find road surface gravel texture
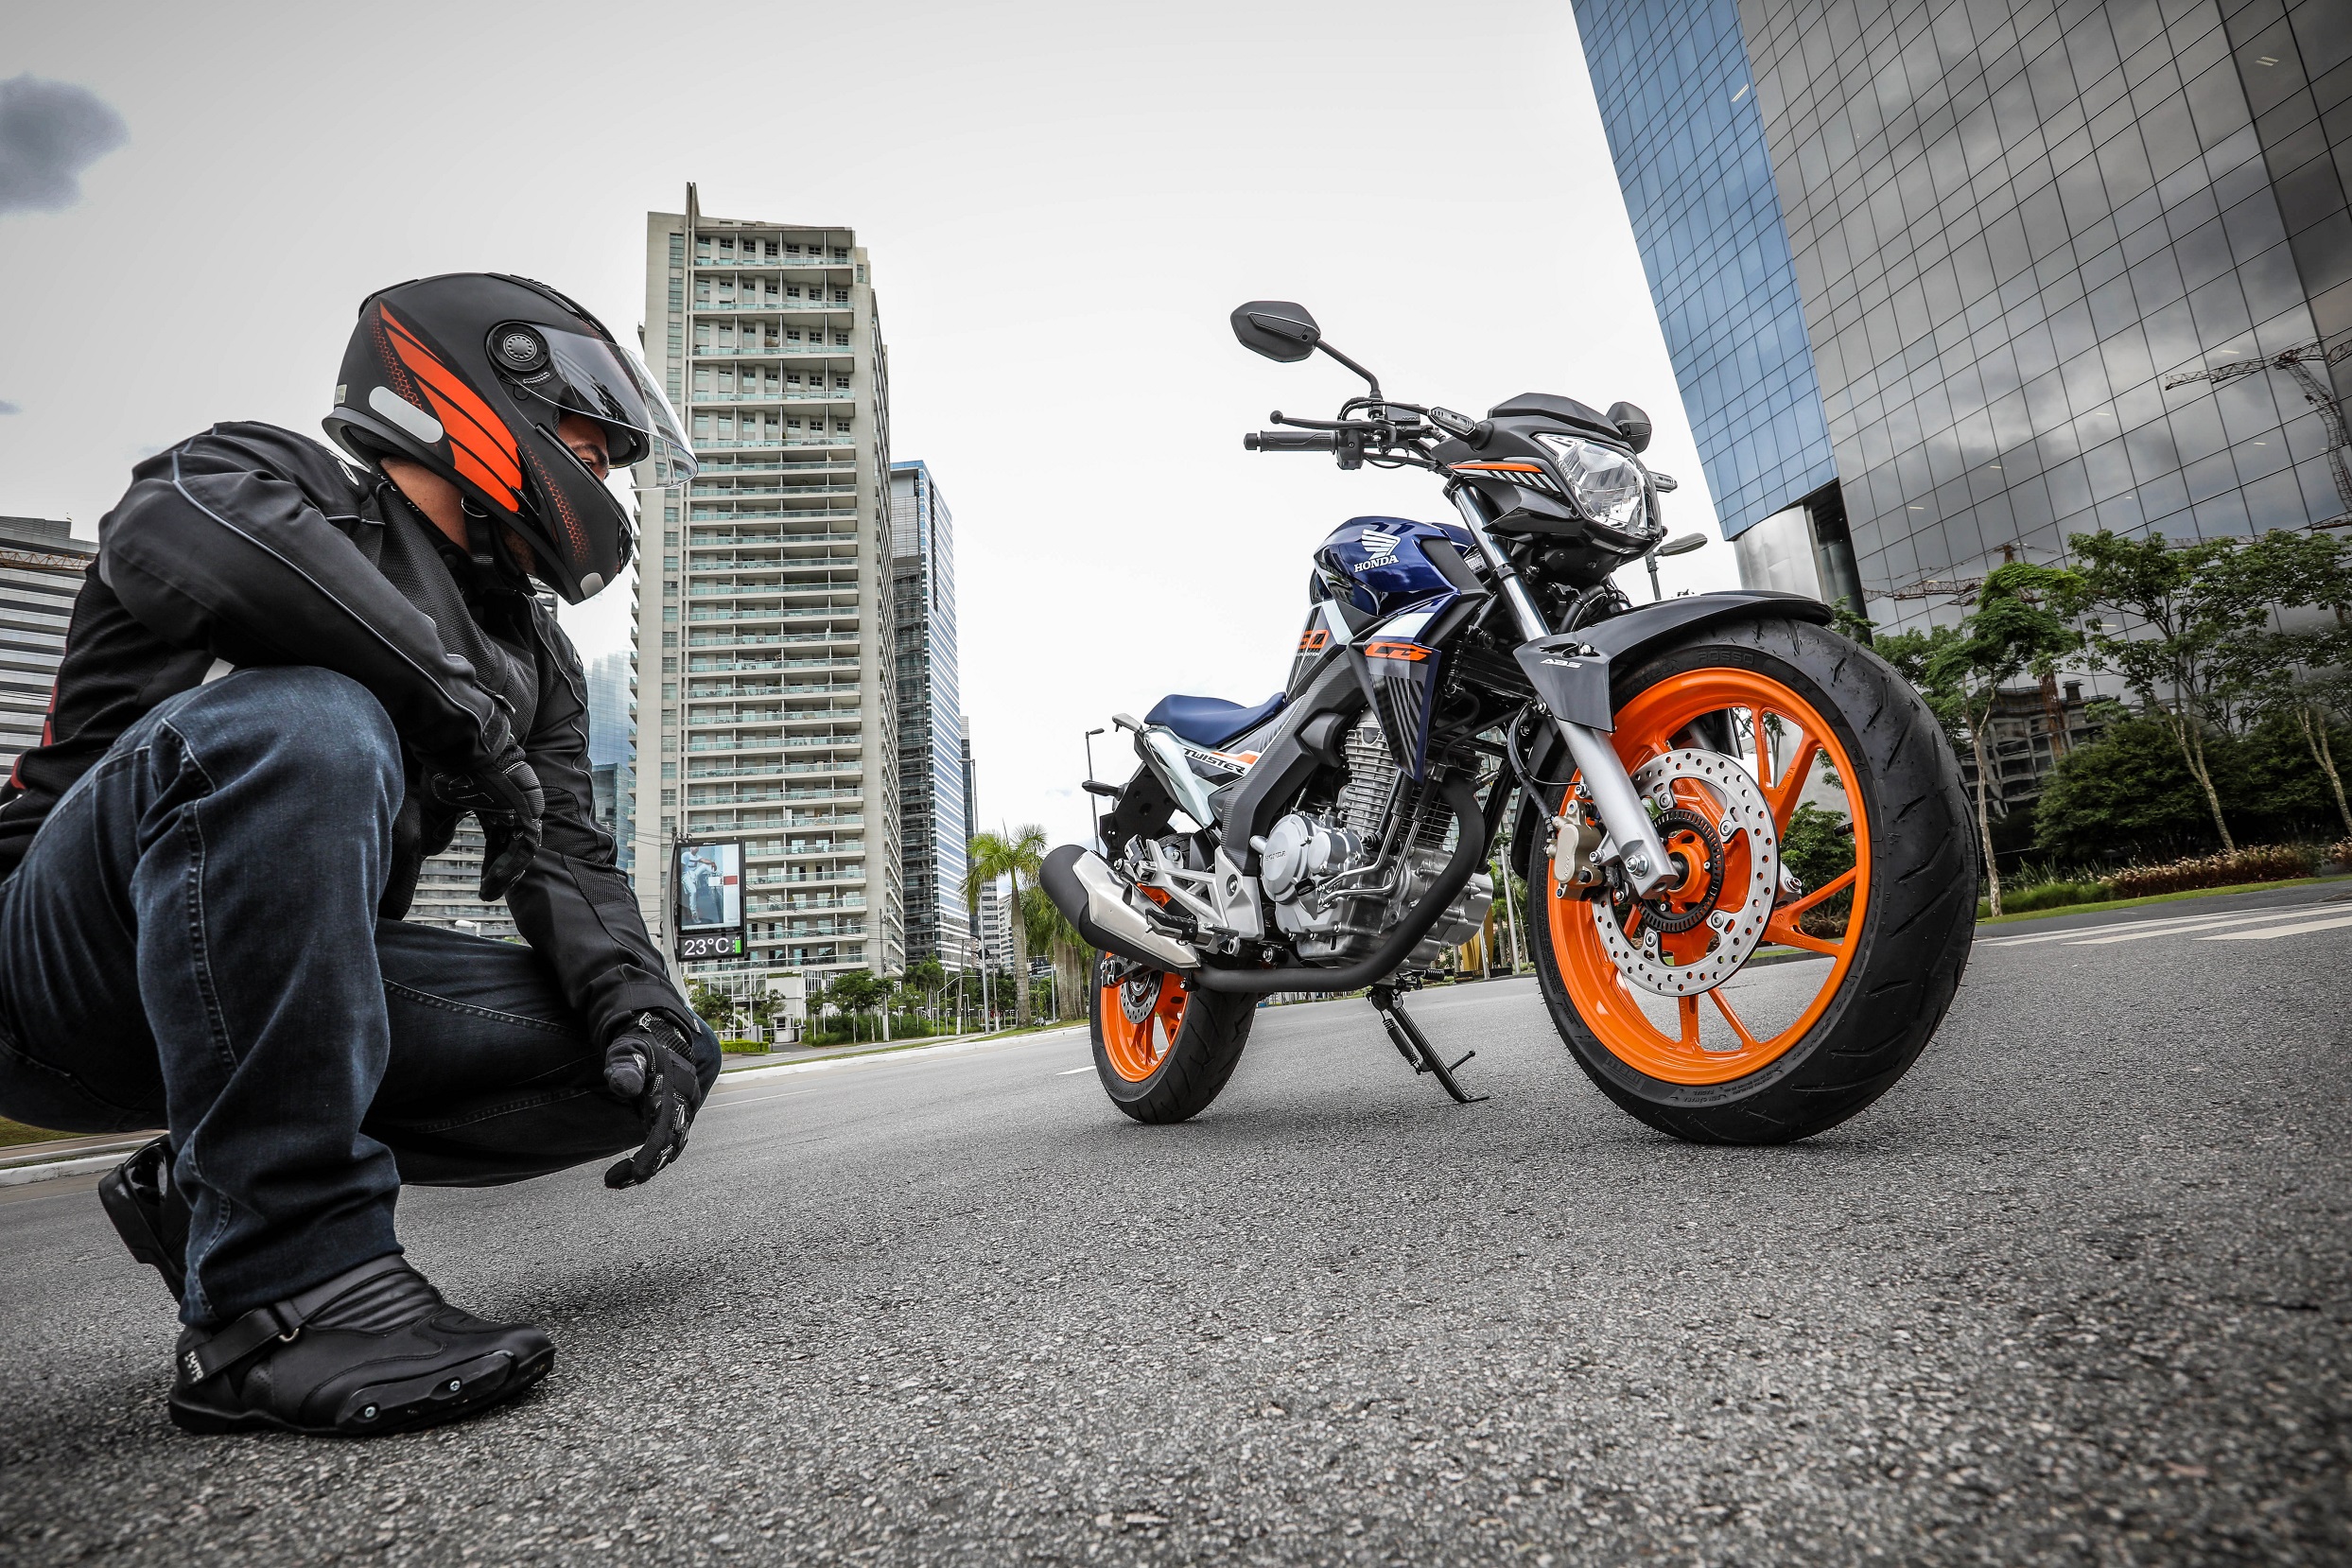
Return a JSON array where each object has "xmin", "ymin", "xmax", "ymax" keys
[{"xmin": 2, "ymin": 881, "xmax": 2346, "ymax": 1565}]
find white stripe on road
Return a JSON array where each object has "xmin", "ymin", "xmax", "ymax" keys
[
  {"xmin": 1980, "ymin": 905, "xmax": 2303, "ymax": 948},
  {"xmin": 2059, "ymin": 911, "xmax": 2300, "ymax": 945},
  {"xmin": 2197, "ymin": 912, "xmax": 2352, "ymax": 941},
  {"xmin": 1055, "ymin": 1067, "xmax": 1094, "ymax": 1076},
  {"xmin": 713, "ymin": 1026, "xmax": 1088, "ymax": 1089}
]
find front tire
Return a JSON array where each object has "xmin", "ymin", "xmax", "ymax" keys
[
  {"xmin": 1531, "ymin": 617, "xmax": 1974, "ymax": 1142},
  {"xmin": 1090, "ymin": 967, "xmax": 1257, "ymax": 1124}
]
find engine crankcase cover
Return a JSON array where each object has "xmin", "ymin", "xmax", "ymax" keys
[{"xmin": 1589, "ymin": 748, "xmax": 1779, "ymax": 998}]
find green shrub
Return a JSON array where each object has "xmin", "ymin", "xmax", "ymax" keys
[{"xmin": 720, "ymin": 1037, "xmax": 768, "ymax": 1054}]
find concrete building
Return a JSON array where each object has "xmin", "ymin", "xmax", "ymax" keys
[
  {"xmin": 634, "ymin": 184, "xmax": 902, "ymax": 984},
  {"xmin": 977, "ymin": 878, "xmax": 1013, "ymax": 975},
  {"xmin": 1577, "ymin": 0, "xmax": 2352, "ymax": 635},
  {"xmin": 0, "ymin": 516, "xmax": 92, "ymax": 783},
  {"xmin": 890, "ymin": 461, "xmax": 968, "ymax": 967}
]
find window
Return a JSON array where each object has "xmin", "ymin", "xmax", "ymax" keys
[{"xmin": 832, "ymin": 288, "xmax": 849, "ymax": 303}]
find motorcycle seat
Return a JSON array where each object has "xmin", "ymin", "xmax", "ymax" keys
[{"xmin": 1145, "ymin": 691, "xmax": 1287, "ymax": 749}]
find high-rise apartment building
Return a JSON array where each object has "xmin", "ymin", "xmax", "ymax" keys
[
  {"xmin": 584, "ymin": 649, "xmax": 636, "ymax": 877},
  {"xmin": 0, "ymin": 516, "xmax": 93, "ymax": 783},
  {"xmin": 634, "ymin": 185, "xmax": 903, "ymax": 982},
  {"xmin": 1577, "ymin": 0, "xmax": 2352, "ymax": 635},
  {"xmin": 890, "ymin": 461, "xmax": 968, "ymax": 967}
]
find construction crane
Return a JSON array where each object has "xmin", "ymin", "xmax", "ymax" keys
[{"xmin": 2163, "ymin": 335, "xmax": 2352, "ymax": 530}]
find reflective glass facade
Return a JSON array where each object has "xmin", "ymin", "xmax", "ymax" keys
[
  {"xmin": 1574, "ymin": 0, "xmax": 1838, "ymax": 536},
  {"xmin": 891, "ymin": 461, "xmax": 968, "ymax": 966},
  {"xmin": 1580, "ymin": 0, "xmax": 2352, "ymax": 636}
]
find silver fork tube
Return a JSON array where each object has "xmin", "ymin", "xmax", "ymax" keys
[{"xmin": 1447, "ymin": 486, "xmax": 1673, "ymax": 897}]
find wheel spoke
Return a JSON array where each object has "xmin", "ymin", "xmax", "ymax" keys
[
  {"xmin": 1750, "ymin": 706, "xmax": 1773, "ymax": 790},
  {"xmin": 1707, "ymin": 987, "xmax": 1766, "ymax": 1053},
  {"xmin": 1763, "ymin": 728, "xmax": 1822, "ymax": 831},
  {"xmin": 1677, "ymin": 994, "xmax": 1700, "ymax": 1049},
  {"xmin": 1777, "ymin": 866, "xmax": 1856, "ymax": 920},
  {"xmin": 1763, "ymin": 913, "xmax": 1844, "ymax": 955}
]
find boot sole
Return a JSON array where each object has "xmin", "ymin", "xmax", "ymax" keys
[{"xmin": 167, "ymin": 1344, "xmax": 554, "ymax": 1437}]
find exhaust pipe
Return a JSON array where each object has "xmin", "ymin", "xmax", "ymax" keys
[{"xmin": 1039, "ymin": 845, "xmax": 1199, "ymax": 973}]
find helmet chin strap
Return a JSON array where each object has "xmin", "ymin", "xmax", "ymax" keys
[{"xmin": 461, "ymin": 502, "xmax": 535, "ymax": 593}]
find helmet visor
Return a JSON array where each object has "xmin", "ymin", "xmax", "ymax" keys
[{"xmin": 522, "ymin": 326, "xmax": 699, "ymax": 481}]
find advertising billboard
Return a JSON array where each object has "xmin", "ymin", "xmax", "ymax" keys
[{"xmin": 673, "ymin": 841, "xmax": 746, "ymax": 961}]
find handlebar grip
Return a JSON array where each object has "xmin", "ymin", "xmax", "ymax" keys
[{"xmin": 1244, "ymin": 430, "xmax": 1339, "ymax": 452}]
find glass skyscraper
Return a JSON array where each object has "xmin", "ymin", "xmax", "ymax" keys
[
  {"xmin": 1577, "ymin": 0, "xmax": 2352, "ymax": 636},
  {"xmin": 890, "ymin": 460, "xmax": 969, "ymax": 967}
]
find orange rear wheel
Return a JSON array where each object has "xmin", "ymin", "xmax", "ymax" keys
[
  {"xmin": 1550, "ymin": 663, "xmax": 1869, "ymax": 1086},
  {"xmin": 1098, "ymin": 970, "xmax": 1190, "ymax": 1083}
]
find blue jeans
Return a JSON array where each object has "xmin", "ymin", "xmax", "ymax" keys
[{"xmin": 0, "ymin": 667, "xmax": 719, "ymax": 1328}]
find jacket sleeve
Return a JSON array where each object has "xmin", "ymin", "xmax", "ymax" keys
[
  {"xmin": 96, "ymin": 428, "xmax": 507, "ymax": 769},
  {"xmin": 504, "ymin": 609, "xmax": 694, "ymax": 1046}
]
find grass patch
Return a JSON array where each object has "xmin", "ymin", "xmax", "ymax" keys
[
  {"xmin": 0, "ymin": 1117, "xmax": 72, "ymax": 1149},
  {"xmin": 1975, "ymin": 873, "xmax": 2347, "ymax": 927}
]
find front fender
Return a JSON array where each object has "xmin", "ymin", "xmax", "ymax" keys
[{"xmin": 1507, "ymin": 589, "xmax": 1835, "ymax": 878}]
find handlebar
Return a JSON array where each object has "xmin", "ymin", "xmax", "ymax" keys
[{"xmin": 1244, "ymin": 430, "xmax": 1338, "ymax": 452}]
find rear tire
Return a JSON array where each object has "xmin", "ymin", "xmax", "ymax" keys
[
  {"xmin": 1090, "ymin": 967, "xmax": 1257, "ymax": 1124},
  {"xmin": 1531, "ymin": 616, "xmax": 1974, "ymax": 1143}
]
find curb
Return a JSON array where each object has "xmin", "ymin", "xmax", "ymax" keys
[
  {"xmin": 713, "ymin": 1025, "xmax": 1087, "ymax": 1089},
  {"xmin": 0, "ymin": 1151, "xmax": 134, "ymax": 1189}
]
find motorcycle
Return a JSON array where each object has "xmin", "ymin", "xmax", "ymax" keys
[{"xmin": 1041, "ymin": 303, "xmax": 1975, "ymax": 1141}]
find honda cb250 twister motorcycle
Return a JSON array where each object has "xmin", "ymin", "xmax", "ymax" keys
[{"xmin": 1041, "ymin": 304, "xmax": 1975, "ymax": 1141}]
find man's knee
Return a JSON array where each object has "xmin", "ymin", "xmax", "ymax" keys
[{"xmin": 165, "ymin": 667, "xmax": 402, "ymax": 798}]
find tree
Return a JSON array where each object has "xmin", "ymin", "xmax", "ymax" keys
[
  {"xmin": 1021, "ymin": 880, "xmax": 1093, "ymax": 1020},
  {"xmin": 686, "ymin": 978, "xmax": 733, "ymax": 1037},
  {"xmin": 2055, "ymin": 531, "xmax": 2263, "ymax": 852},
  {"xmin": 2032, "ymin": 706, "xmax": 2245, "ymax": 864},
  {"xmin": 965, "ymin": 824, "xmax": 1047, "ymax": 1027},
  {"xmin": 904, "ymin": 956, "xmax": 947, "ymax": 1023},
  {"xmin": 2205, "ymin": 531, "xmax": 2352, "ymax": 837},
  {"xmin": 1916, "ymin": 564, "xmax": 2082, "ymax": 915}
]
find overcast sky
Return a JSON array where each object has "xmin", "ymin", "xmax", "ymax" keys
[{"xmin": 2, "ymin": 0, "xmax": 1742, "ymax": 853}]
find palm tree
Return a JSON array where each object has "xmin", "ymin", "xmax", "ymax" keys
[
  {"xmin": 965, "ymin": 824, "xmax": 1047, "ymax": 1027},
  {"xmin": 1021, "ymin": 881, "xmax": 1093, "ymax": 1020}
]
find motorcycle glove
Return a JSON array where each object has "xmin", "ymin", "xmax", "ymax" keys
[
  {"xmin": 422, "ymin": 713, "xmax": 546, "ymax": 902},
  {"xmin": 601, "ymin": 1011, "xmax": 705, "ymax": 1190}
]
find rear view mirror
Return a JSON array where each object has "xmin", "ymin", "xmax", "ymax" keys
[
  {"xmin": 1656, "ymin": 532, "xmax": 1708, "ymax": 557},
  {"xmin": 1607, "ymin": 400, "xmax": 1652, "ymax": 452},
  {"xmin": 1231, "ymin": 301, "xmax": 1320, "ymax": 363}
]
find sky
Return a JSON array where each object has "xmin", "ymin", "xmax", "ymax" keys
[{"xmin": 1, "ymin": 0, "xmax": 1742, "ymax": 854}]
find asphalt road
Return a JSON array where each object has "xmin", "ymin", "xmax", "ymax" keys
[{"xmin": 3, "ymin": 880, "xmax": 2347, "ymax": 1565}]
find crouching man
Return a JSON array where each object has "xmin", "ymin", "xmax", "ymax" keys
[{"xmin": 0, "ymin": 273, "xmax": 720, "ymax": 1436}]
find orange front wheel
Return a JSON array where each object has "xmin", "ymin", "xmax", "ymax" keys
[{"xmin": 1530, "ymin": 618, "xmax": 1977, "ymax": 1143}]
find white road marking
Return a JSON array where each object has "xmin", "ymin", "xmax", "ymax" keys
[
  {"xmin": 2060, "ymin": 911, "xmax": 2300, "ymax": 945},
  {"xmin": 1979, "ymin": 905, "xmax": 2303, "ymax": 948},
  {"xmin": 1055, "ymin": 1067, "xmax": 1094, "ymax": 1076},
  {"xmin": 2197, "ymin": 912, "xmax": 2352, "ymax": 941}
]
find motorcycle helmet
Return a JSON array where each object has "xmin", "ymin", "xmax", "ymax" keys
[{"xmin": 324, "ymin": 272, "xmax": 695, "ymax": 601}]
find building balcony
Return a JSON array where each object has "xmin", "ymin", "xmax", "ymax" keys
[
  {"xmin": 690, "ymin": 391, "xmax": 854, "ymax": 404},
  {"xmin": 691, "ymin": 343, "xmax": 854, "ymax": 359},
  {"xmin": 686, "ymin": 602, "xmax": 860, "ymax": 623},
  {"xmin": 690, "ymin": 300, "xmax": 852, "ymax": 315},
  {"xmin": 686, "ymin": 627, "xmax": 862, "ymax": 650},
  {"xmin": 694, "ymin": 256, "xmax": 848, "ymax": 270},
  {"xmin": 690, "ymin": 436, "xmax": 854, "ymax": 450}
]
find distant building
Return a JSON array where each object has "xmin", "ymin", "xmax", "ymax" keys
[
  {"xmin": 1958, "ymin": 678, "xmax": 2106, "ymax": 818},
  {"xmin": 406, "ymin": 820, "xmax": 520, "ymax": 941},
  {"xmin": 977, "ymin": 878, "xmax": 1014, "ymax": 975},
  {"xmin": 891, "ymin": 461, "xmax": 968, "ymax": 967},
  {"xmin": 960, "ymin": 720, "xmax": 976, "ymax": 839},
  {"xmin": 1577, "ymin": 0, "xmax": 2352, "ymax": 636},
  {"xmin": 0, "ymin": 516, "xmax": 93, "ymax": 782},
  {"xmin": 584, "ymin": 649, "xmax": 637, "ymax": 876},
  {"xmin": 633, "ymin": 183, "xmax": 902, "ymax": 983}
]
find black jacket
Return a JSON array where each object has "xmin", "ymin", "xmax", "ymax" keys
[{"xmin": 0, "ymin": 422, "xmax": 686, "ymax": 1046}]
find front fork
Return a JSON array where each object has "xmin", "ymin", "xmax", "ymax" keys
[{"xmin": 1447, "ymin": 487, "xmax": 1675, "ymax": 899}]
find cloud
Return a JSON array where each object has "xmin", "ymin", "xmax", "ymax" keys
[
  {"xmin": 0, "ymin": 76, "xmax": 127, "ymax": 216},
  {"xmin": 0, "ymin": 401, "xmax": 19, "ymax": 415}
]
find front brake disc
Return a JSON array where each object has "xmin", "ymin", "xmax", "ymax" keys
[{"xmin": 1590, "ymin": 748, "xmax": 1780, "ymax": 998}]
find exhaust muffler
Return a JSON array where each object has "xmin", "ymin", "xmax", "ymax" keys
[{"xmin": 1039, "ymin": 845, "xmax": 1199, "ymax": 973}]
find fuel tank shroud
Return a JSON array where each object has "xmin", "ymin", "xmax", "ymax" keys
[{"xmin": 1313, "ymin": 516, "xmax": 1477, "ymax": 621}]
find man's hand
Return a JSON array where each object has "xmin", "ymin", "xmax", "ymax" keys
[
  {"xmin": 601, "ymin": 1013, "xmax": 706, "ymax": 1189},
  {"xmin": 424, "ymin": 716, "xmax": 546, "ymax": 901}
]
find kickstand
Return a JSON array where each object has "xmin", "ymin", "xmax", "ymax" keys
[{"xmin": 1368, "ymin": 983, "xmax": 1488, "ymax": 1105}]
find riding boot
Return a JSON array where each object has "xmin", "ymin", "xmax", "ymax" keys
[
  {"xmin": 168, "ymin": 1254, "xmax": 554, "ymax": 1437},
  {"xmin": 97, "ymin": 1137, "xmax": 190, "ymax": 1304}
]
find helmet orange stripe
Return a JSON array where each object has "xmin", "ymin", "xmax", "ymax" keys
[
  {"xmin": 380, "ymin": 307, "xmax": 523, "ymax": 483},
  {"xmin": 417, "ymin": 384, "xmax": 523, "ymax": 504}
]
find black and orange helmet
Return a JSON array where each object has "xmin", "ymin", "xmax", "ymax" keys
[{"xmin": 323, "ymin": 272, "xmax": 694, "ymax": 602}]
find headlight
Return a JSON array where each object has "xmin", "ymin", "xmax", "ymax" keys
[{"xmin": 1536, "ymin": 434, "xmax": 1649, "ymax": 537}]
